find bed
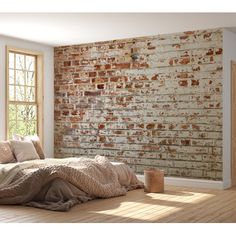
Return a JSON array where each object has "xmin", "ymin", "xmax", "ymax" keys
[{"xmin": 0, "ymin": 155, "xmax": 143, "ymax": 211}]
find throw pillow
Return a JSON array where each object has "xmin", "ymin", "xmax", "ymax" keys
[
  {"xmin": 10, "ymin": 140, "xmax": 40, "ymax": 162},
  {"xmin": 0, "ymin": 141, "xmax": 16, "ymax": 164}
]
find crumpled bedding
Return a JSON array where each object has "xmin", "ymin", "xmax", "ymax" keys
[{"xmin": 0, "ymin": 156, "xmax": 143, "ymax": 211}]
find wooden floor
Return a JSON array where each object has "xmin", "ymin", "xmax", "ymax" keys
[{"xmin": 1, "ymin": 185, "xmax": 236, "ymax": 223}]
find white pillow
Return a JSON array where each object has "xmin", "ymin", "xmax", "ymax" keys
[
  {"xmin": 10, "ymin": 140, "xmax": 40, "ymax": 162},
  {"xmin": 12, "ymin": 134, "xmax": 24, "ymax": 141},
  {"xmin": 13, "ymin": 134, "xmax": 45, "ymax": 160}
]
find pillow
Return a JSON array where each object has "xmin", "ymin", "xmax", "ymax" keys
[
  {"xmin": 10, "ymin": 140, "xmax": 40, "ymax": 162},
  {"xmin": 13, "ymin": 134, "xmax": 45, "ymax": 159},
  {"xmin": 24, "ymin": 135, "xmax": 45, "ymax": 160},
  {"xmin": 0, "ymin": 141, "xmax": 16, "ymax": 164},
  {"xmin": 12, "ymin": 134, "xmax": 24, "ymax": 141}
]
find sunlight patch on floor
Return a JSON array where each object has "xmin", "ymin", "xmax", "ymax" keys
[
  {"xmin": 90, "ymin": 191, "xmax": 216, "ymax": 222},
  {"xmin": 91, "ymin": 205, "xmax": 181, "ymax": 221}
]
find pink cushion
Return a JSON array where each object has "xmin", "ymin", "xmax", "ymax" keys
[{"xmin": 0, "ymin": 141, "xmax": 16, "ymax": 164}]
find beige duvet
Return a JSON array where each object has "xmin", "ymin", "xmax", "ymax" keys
[{"xmin": 0, "ymin": 156, "xmax": 143, "ymax": 211}]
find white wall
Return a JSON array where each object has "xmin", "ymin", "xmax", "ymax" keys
[
  {"xmin": 223, "ymin": 29, "xmax": 236, "ymax": 188},
  {"xmin": 0, "ymin": 35, "xmax": 54, "ymax": 158}
]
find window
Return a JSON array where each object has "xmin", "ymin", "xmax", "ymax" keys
[{"xmin": 6, "ymin": 47, "xmax": 44, "ymax": 143}]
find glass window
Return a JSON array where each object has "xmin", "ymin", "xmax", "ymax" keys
[{"xmin": 7, "ymin": 51, "xmax": 38, "ymax": 138}]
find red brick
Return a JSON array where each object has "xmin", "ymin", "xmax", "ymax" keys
[
  {"xmin": 180, "ymin": 35, "xmax": 189, "ymax": 40},
  {"xmin": 98, "ymin": 71, "xmax": 106, "ymax": 76},
  {"xmin": 99, "ymin": 136, "xmax": 106, "ymax": 142},
  {"xmin": 179, "ymin": 57, "xmax": 190, "ymax": 65},
  {"xmin": 64, "ymin": 61, "xmax": 71, "ymax": 67},
  {"xmin": 62, "ymin": 110, "xmax": 69, "ymax": 116},
  {"xmin": 97, "ymin": 84, "xmax": 105, "ymax": 89},
  {"xmin": 146, "ymin": 123, "xmax": 155, "ymax": 129},
  {"xmin": 216, "ymin": 48, "xmax": 223, "ymax": 55},
  {"xmin": 181, "ymin": 140, "xmax": 191, "ymax": 145},
  {"xmin": 98, "ymin": 124, "xmax": 105, "ymax": 129},
  {"xmin": 206, "ymin": 49, "xmax": 214, "ymax": 56},
  {"xmin": 84, "ymin": 91, "xmax": 101, "ymax": 96},
  {"xmin": 191, "ymin": 80, "xmax": 200, "ymax": 86},
  {"xmin": 89, "ymin": 72, "xmax": 97, "ymax": 77},
  {"xmin": 92, "ymin": 77, "xmax": 108, "ymax": 83},
  {"xmin": 112, "ymin": 63, "xmax": 130, "ymax": 69},
  {"xmin": 74, "ymin": 78, "xmax": 90, "ymax": 84},
  {"xmin": 54, "ymin": 111, "xmax": 61, "ymax": 117},
  {"xmin": 179, "ymin": 80, "xmax": 188, "ymax": 87}
]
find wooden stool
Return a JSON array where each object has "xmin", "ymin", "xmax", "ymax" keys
[{"xmin": 144, "ymin": 168, "xmax": 164, "ymax": 193}]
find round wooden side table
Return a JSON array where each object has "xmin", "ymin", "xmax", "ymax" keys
[{"xmin": 144, "ymin": 168, "xmax": 164, "ymax": 193}]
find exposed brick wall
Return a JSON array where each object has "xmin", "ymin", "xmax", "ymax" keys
[{"xmin": 54, "ymin": 28, "xmax": 223, "ymax": 180}]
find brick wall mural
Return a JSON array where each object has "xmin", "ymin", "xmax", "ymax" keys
[{"xmin": 54, "ymin": 28, "xmax": 223, "ymax": 180}]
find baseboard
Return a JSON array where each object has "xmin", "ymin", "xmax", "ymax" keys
[
  {"xmin": 137, "ymin": 175, "xmax": 224, "ymax": 190},
  {"xmin": 223, "ymin": 179, "xmax": 232, "ymax": 189}
]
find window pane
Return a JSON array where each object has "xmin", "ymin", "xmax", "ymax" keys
[
  {"xmin": 9, "ymin": 104, "xmax": 17, "ymax": 121},
  {"xmin": 26, "ymin": 72, "xmax": 35, "ymax": 86},
  {"xmin": 17, "ymin": 104, "xmax": 37, "ymax": 121},
  {"xmin": 9, "ymin": 69, "xmax": 15, "ymax": 84},
  {"xmin": 16, "ymin": 121, "xmax": 27, "ymax": 136},
  {"xmin": 9, "ymin": 120, "xmax": 17, "ymax": 139},
  {"xmin": 17, "ymin": 105, "xmax": 26, "ymax": 121},
  {"xmin": 16, "ymin": 54, "xmax": 25, "ymax": 70},
  {"xmin": 17, "ymin": 120, "xmax": 37, "ymax": 136},
  {"xmin": 15, "ymin": 86, "xmax": 25, "ymax": 101},
  {"xmin": 26, "ymin": 56, "xmax": 35, "ymax": 71},
  {"xmin": 16, "ymin": 70, "xmax": 25, "ymax": 85},
  {"xmin": 27, "ymin": 120, "xmax": 37, "ymax": 135},
  {"xmin": 9, "ymin": 85, "xmax": 15, "ymax": 101},
  {"xmin": 26, "ymin": 87, "xmax": 35, "ymax": 102},
  {"xmin": 9, "ymin": 53, "xmax": 14, "ymax": 69},
  {"xmin": 27, "ymin": 105, "xmax": 37, "ymax": 120}
]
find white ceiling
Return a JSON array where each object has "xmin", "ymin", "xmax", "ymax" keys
[{"xmin": 1, "ymin": 13, "xmax": 236, "ymax": 46}]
